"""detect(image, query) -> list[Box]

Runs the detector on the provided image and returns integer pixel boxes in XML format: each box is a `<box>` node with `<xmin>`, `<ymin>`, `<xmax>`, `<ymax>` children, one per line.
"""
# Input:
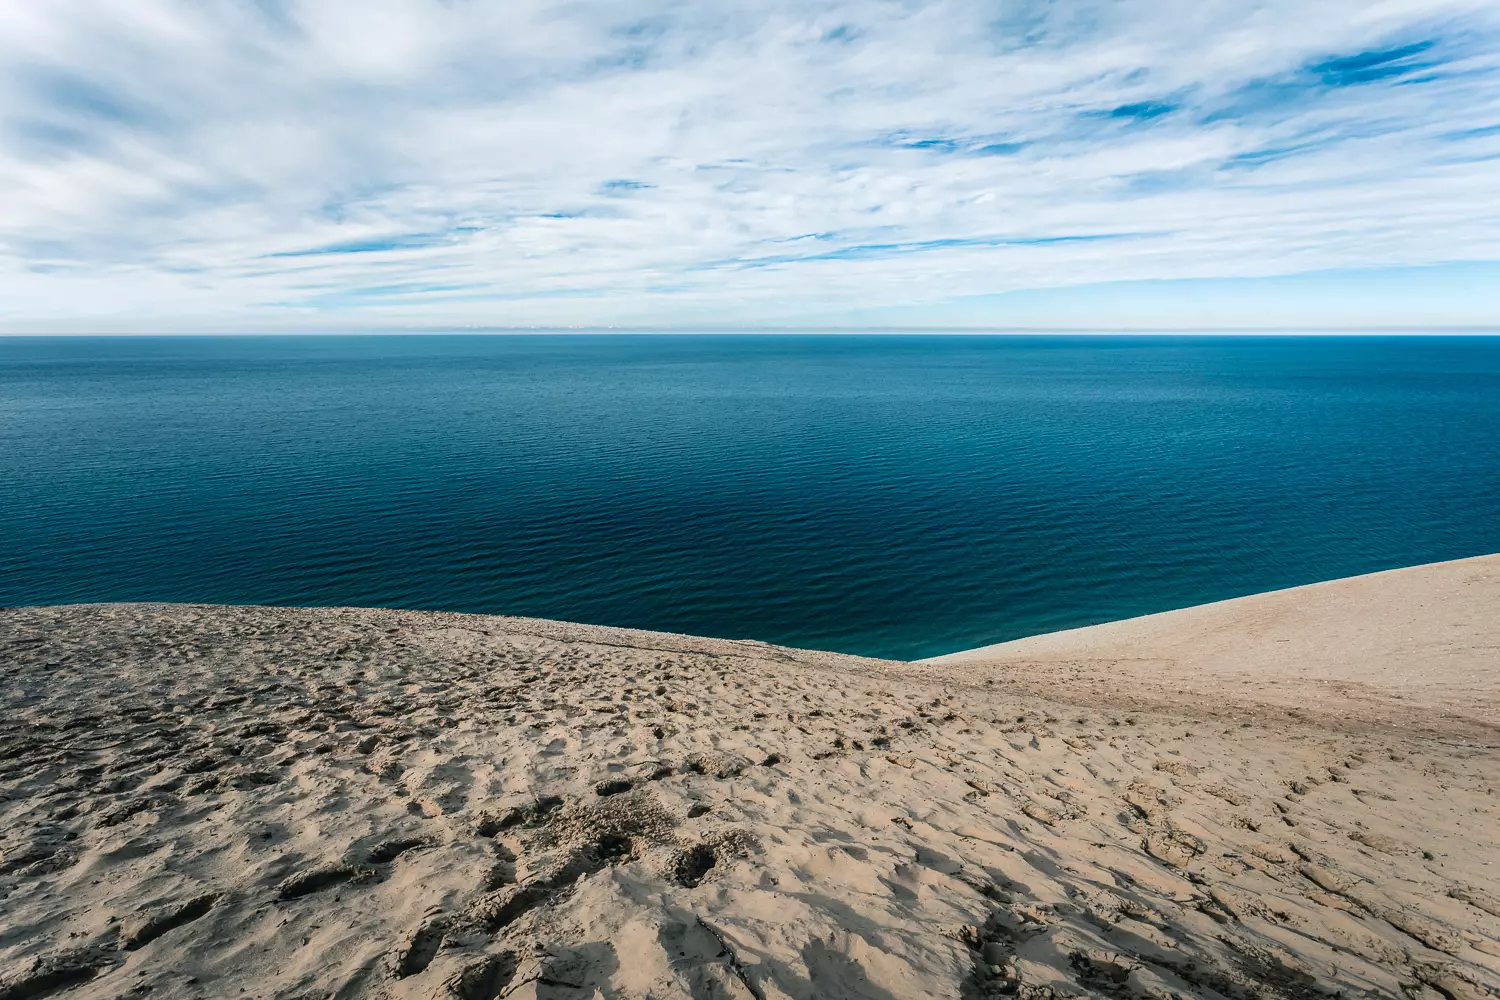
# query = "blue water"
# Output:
<box><xmin>2</xmin><ymin>334</ymin><xmax>1498</xmax><ymax>660</ymax></box>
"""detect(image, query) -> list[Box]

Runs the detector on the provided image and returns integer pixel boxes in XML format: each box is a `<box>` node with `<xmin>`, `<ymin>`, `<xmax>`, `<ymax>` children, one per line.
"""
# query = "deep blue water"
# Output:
<box><xmin>2</xmin><ymin>334</ymin><xmax>1498</xmax><ymax>660</ymax></box>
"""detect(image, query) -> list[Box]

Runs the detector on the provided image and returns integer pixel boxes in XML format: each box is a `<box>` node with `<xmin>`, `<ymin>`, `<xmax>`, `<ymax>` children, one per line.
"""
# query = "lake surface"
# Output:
<box><xmin>3</xmin><ymin>334</ymin><xmax>1498</xmax><ymax>660</ymax></box>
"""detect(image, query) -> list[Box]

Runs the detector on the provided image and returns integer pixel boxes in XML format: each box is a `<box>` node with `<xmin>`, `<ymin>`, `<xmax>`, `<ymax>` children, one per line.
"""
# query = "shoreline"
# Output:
<box><xmin>19</xmin><ymin>550</ymin><xmax>1498</xmax><ymax>739</ymax></box>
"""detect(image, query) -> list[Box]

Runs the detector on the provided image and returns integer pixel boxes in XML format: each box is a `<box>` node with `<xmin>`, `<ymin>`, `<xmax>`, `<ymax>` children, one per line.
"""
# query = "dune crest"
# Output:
<box><xmin>2</xmin><ymin>560</ymin><xmax>1498</xmax><ymax>999</ymax></box>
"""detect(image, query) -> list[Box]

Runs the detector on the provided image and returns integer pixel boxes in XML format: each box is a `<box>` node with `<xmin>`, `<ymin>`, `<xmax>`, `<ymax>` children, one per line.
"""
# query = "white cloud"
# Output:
<box><xmin>1</xmin><ymin>0</ymin><xmax>1498</xmax><ymax>329</ymax></box>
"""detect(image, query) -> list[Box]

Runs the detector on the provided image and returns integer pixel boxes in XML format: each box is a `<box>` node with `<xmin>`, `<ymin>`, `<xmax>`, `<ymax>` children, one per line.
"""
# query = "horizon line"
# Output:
<box><xmin>5</xmin><ymin>325</ymin><xmax>1500</xmax><ymax>338</ymax></box>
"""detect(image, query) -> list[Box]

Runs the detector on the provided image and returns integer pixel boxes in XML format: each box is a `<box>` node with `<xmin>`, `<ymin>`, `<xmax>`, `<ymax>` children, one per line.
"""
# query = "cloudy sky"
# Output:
<box><xmin>3</xmin><ymin>0</ymin><xmax>1499</xmax><ymax>331</ymax></box>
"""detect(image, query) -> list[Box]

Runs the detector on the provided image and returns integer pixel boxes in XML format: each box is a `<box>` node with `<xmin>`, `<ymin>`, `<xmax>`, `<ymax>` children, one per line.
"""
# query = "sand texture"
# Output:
<box><xmin>923</xmin><ymin>555</ymin><xmax>1500</xmax><ymax>741</ymax></box>
<box><xmin>2</xmin><ymin>560</ymin><xmax>1498</xmax><ymax>1000</ymax></box>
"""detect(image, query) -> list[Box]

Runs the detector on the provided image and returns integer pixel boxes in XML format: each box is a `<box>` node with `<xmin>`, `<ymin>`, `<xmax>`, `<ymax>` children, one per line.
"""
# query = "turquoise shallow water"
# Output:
<box><xmin>2</xmin><ymin>334</ymin><xmax>1497</xmax><ymax>660</ymax></box>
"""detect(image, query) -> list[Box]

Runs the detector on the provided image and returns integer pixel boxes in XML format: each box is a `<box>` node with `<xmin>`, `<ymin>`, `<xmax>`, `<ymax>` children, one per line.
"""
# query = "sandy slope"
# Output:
<box><xmin>923</xmin><ymin>555</ymin><xmax>1500</xmax><ymax>740</ymax></box>
<box><xmin>1</xmin><ymin>561</ymin><xmax>1497</xmax><ymax>1000</ymax></box>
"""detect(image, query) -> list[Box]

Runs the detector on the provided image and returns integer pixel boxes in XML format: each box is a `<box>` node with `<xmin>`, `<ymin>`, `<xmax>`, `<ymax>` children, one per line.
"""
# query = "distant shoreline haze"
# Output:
<box><xmin>5</xmin><ymin>264</ymin><xmax>1500</xmax><ymax>336</ymax></box>
<box><xmin>2</xmin><ymin>328</ymin><xmax>1500</xmax><ymax>338</ymax></box>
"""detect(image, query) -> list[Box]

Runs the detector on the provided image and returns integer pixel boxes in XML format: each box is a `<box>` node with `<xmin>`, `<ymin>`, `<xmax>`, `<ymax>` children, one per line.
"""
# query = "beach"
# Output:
<box><xmin>2</xmin><ymin>556</ymin><xmax>1497</xmax><ymax>999</ymax></box>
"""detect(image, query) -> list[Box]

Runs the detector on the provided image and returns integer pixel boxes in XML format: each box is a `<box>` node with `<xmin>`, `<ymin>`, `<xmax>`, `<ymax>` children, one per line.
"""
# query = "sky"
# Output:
<box><xmin>2</xmin><ymin>0</ymin><xmax>1499</xmax><ymax>332</ymax></box>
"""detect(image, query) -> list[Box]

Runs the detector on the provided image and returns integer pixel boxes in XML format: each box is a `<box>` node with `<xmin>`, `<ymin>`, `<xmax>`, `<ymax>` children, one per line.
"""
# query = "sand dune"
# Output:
<box><xmin>924</xmin><ymin>554</ymin><xmax>1500</xmax><ymax>740</ymax></box>
<box><xmin>1</xmin><ymin>558</ymin><xmax>1498</xmax><ymax>1000</ymax></box>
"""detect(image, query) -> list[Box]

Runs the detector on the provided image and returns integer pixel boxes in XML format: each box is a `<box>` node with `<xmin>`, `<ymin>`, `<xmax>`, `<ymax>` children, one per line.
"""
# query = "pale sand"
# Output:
<box><xmin>922</xmin><ymin>554</ymin><xmax>1500</xmax><ymax>740</ymax></box>
<box><xmin>0</xmin><ymin>558</ymin><xmax>1496</xmax><ymax>1000</ymax></box>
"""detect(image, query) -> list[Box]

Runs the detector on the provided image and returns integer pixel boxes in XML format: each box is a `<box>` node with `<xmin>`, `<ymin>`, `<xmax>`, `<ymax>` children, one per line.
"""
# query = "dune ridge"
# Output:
<box><xmin>1</xmin><ymin>556</ymin><xmax>1497</xmax><ymax>1000</ymax></box>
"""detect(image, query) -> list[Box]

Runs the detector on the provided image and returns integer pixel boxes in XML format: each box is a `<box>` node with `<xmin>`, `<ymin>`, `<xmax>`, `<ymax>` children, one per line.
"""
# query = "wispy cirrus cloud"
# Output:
<box><xmin>1</xmin><ymin>0</ymin><xmax>1498</xmax><ymax>329</ymax></box>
